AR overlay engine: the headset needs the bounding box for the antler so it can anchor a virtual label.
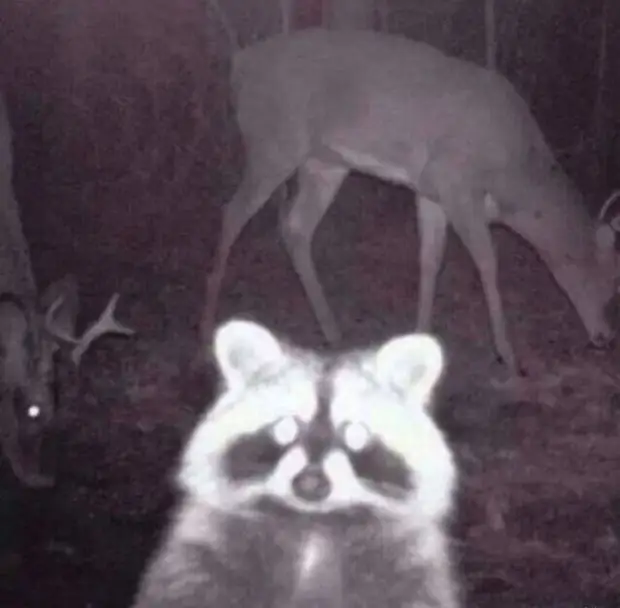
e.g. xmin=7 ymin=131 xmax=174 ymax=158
xmin=598 ymin=190 xmax=620 ymax=221
xmin=45 ymin=293 xmax=135 ymax=366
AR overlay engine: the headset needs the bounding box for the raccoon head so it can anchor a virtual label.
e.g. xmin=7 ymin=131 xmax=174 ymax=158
xmin=179 ymin=320 xmax=456 ymax=529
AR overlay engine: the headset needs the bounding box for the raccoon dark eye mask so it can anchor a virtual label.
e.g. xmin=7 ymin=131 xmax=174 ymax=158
xmin=224 ymin=429 xmax=288 ymax=480
xmin=224 ymin=411 xmax=413 ymax=501
xmin=348 ymin=440 xmax=414 ymax=498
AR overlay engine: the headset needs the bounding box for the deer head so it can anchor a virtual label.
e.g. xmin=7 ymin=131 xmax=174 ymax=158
xmin=0 ymin=274 xmax=134 ymax=487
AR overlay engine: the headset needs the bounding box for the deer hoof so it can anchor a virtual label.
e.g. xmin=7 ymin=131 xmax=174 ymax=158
xmin=588 ymin=332 xmax=615 ymax=351
xmin=495 ymin=355 xmax=527 ymax=379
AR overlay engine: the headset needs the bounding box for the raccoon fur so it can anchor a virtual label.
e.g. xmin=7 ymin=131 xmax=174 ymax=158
xmin=131 ymin=319 xmax=460 ymax=608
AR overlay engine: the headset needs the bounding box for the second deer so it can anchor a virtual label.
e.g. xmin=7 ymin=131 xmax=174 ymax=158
xmin=0 ymin=91 xmax=135 ymax=487
xmin=201 ymin=28 xmax=619 ymax=377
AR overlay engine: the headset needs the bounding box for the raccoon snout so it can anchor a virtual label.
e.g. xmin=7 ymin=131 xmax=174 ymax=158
xmin=292 ymin=466 xmax=331 ymax=502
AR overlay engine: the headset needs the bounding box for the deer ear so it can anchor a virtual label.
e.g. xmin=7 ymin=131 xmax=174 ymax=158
xmin=40 ymin=274 xmax=79 ymax=337
xmin=213 ymin=319 xmax=286 ymax=389
xmin=373 ymin=332 xmax=444 ymax=408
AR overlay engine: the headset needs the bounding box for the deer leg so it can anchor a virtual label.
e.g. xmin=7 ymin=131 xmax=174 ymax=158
xmin=280 ymin=157 xmax=348 ymax=345
xmin=200 ymin=160 xmax=297 ymax=347
xmin=415 ymin=196 xmax=449 ymax=332
xmin=446 ymin=197 xmax=522 ymax=376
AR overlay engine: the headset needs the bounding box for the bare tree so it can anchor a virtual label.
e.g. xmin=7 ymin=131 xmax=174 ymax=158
xmin=376 ymin=0 xmax=390 ymax=32
xmin=484 ymin=0 xmax=496 ymax=70
xmin=280 ymin=0 xmax=293 ymax=34
xmin=590 ymin=0 xmax=610 ymax=182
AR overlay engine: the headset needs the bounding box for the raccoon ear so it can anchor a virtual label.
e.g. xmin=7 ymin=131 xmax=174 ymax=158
xmin=213 ymin=319 xmax=285 ymax=388
xmin=374 ymin=333 xmax=444 ymax=404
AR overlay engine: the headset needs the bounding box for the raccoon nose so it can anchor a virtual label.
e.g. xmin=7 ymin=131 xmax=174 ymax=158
xmin=292 ymin=466 xmax=331 ymax=502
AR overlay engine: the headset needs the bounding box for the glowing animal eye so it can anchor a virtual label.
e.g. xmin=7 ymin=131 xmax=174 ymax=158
xmin=27 ymin=404 xmax=41 ymax=420
xmin=271 ymin=417 xmax=299 ymax=446
xmin=343 ymin=422 xmax=370 ymax=452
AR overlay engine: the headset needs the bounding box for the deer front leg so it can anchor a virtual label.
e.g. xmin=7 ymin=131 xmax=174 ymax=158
xmin=199 ymin=158 xmax=297 ymax=351
xmin=280 ymin=157 xmax=348 ymax=345
xmin=416 ymin=196 xmax=449 ymax=332
xmin=446 ymin=195 xmax=523 ymax=377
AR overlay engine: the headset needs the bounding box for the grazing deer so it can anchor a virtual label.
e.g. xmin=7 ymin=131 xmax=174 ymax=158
xmin=200 ymin=28 xmax=619 ymax=377
xmin=0 ymin=92 xmax=135 ymax=487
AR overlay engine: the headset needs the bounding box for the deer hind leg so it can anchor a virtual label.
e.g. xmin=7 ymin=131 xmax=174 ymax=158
xmin=200 ymin=157 xmax=298 ymax=347
xmin=446 ymin=195 xmax=522 ymax=376
xmin=280 ymin=157 xmax=348 ymax=345
xmin=416 ymin=196 xmax=449 ymax=332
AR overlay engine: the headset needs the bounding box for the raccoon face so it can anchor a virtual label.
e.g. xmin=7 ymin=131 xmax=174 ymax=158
xmin=180 ymin=320 xmax=456 ymax=527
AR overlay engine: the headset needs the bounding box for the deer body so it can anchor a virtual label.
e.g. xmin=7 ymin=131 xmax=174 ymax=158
xmin=0 ymin=91 xmax=134 ymax=487
xmin=201 ymin=28 xmax=618 ymax=376
xmin=0 ymin=92 xmax=36 ymax=299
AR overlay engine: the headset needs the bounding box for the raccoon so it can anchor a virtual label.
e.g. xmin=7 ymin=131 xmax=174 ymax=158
xmin=131 ymin=319 xmax=460 ymax=608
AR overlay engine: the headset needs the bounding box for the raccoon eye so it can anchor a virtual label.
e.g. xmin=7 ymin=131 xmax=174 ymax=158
xmin=342 ymin=422 xmax=370 ymax=452
xmin=271 ymin=416 xmax=299 ymax=446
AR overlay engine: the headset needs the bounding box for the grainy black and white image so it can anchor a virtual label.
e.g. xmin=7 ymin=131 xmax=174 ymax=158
xmin=0 ymin=0 xmax=619 ymax=606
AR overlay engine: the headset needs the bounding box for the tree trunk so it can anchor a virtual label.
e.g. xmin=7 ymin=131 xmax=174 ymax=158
xmin=484 ymin=0 xmax=496 ymax=70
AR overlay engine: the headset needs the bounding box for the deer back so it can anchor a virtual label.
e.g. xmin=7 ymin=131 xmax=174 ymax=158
xmin=231 ymin=29 xmax=554 ymax=187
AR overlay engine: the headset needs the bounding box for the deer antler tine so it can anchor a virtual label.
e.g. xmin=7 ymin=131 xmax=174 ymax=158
xmin=70 ymin=293 xmax=136 ymax=366
xmin=44 ymin=295 xmax=79 ymax=344
xmin=598 ymin=189 xmax=620 ymax=222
